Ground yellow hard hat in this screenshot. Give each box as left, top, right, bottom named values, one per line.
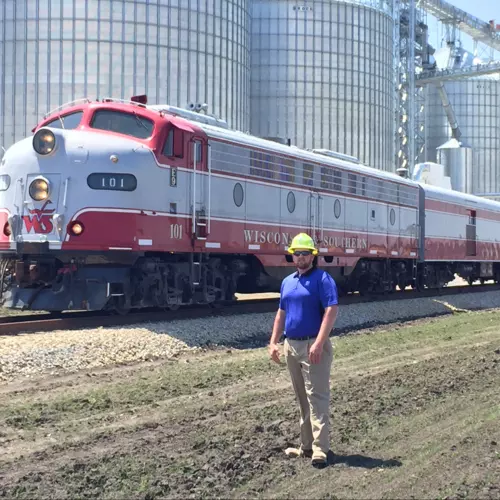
left=288, top=232, right=318, bottom=255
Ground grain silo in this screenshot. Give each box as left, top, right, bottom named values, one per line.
left=0, top=0, right=251, bottom=150
left=250, top=0, right=395, bottom=171
left=424, top=46, right=500, bottom=194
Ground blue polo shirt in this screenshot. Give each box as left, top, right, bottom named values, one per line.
left=279, top=267, right=338, bottom=339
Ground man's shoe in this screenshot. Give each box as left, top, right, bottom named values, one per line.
left=311, top=452, right=329, bottom=469
left=311, top=457, right=328, bottom=469
left=284, top=447, right=313, bottom=458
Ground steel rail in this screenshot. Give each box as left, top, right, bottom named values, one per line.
left=0, top=283, right=498, bottom=337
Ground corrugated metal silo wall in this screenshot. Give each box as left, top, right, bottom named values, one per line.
left=250, top=0, right=395, bottom=171
left=424, top=78, right=500, bottom=194
left=0, top=0, right=251, bottom=150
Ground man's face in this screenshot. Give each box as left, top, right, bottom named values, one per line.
left=292, top=248, right=314, bottom=270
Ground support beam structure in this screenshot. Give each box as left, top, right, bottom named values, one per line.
left=416, top=60, right=500, bottom=85
left=420, top=0, right=500, bottom=53
left=395, top=0, right=426, bottom=176
left=396, top=0, right=500, bottom=178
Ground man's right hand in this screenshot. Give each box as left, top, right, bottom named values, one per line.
left=268, top=343, right=281, bottom=364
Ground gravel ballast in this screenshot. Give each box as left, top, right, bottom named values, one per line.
left=1, top=289, right=499, bottom=382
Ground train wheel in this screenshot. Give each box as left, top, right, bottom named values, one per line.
left=414, top=274, right=424, bottom=292
left=0, top=258, right=15, bottom=304
left=209, top=300, right=225, bottom=309
left=112, top=296, right=131, bottom=316
left=357, top=274, right=370, bottom=296
left=47, top=311, right=64, bottom=318
left=164, top=303, right=181, bottom=311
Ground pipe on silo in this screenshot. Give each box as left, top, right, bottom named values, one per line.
left=434, top=81, right=462, bottom=140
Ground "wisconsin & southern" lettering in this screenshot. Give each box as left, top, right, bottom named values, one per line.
left=243, top=230, right=368, bottom=249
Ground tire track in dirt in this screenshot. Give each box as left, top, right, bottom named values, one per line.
left=267, top=390, right=499, bottom=500
left=1, top=327, right=499, bottom=499
left=1, top=329, right=496, bottom=463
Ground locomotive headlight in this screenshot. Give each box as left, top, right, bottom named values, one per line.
left=33, top=128, right=56, bottom=155
left=29, top=178, right=50, bottom=201
left=68, top=221, right=84, bottom=236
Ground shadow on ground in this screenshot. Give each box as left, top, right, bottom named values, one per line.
left=329, top=451, right=403, bottom=469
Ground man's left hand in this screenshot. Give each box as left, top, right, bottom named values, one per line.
left=308, top=341, right=323, bottom=364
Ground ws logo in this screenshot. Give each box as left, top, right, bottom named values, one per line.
left=22, top=200, right=55, bottom=234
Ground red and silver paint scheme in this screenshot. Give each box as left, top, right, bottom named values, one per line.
left=421, top=184, right=500, bottom=285
left=0, top=96, right=497, bottom=312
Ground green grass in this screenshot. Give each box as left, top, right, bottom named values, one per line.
left=334, top=308, right=500, bottom=359
left=1, top=309, right=499, bottom=500
left=1, top=354, right=283, bottom=430
left=2, top=309, right=500, bottom=433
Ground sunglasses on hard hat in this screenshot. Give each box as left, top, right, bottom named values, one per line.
left=293, top=251, right=312, bottom=256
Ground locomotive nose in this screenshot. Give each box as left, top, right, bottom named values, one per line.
left=16, top=173, right=66, bottom=249
left=1, top=129, right=70, bottom=250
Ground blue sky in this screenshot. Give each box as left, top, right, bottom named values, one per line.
left=425, top=0, right=500, bottom=59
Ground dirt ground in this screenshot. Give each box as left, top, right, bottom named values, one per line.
left=0, top=309, right=499, bottom=499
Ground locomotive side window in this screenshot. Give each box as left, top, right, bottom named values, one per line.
left=287, top=191, right=296, bottom=213
left=303, top=163, right=314, bottom=186
left=334, top=199, right=341, bottom=219
left=390, top=208, right=396, bottom=226
left=387, top=183, right=398, bottom=202
left=348, top=173, right=357, bottom=194
left=366, top=177, right=378, bottom=199
left=250, top=151, right=277, bottom=179
left=280, top=158, right=295, bottom=183
left=377, top=180, right=384, bottom=201
left=468, top=210, right=476, bottom=225
left=90, top=110, right=153, bottom=139
left=163, top=128, right=184, bottom=158
left=399, top=185, right=418, bottom=207
left=250, top=151, right=267, bottom=177
left=261, top=153, right=276, bottom=179
left=333, top=170, right=342, bottom=191
left=45, top=111, right=83, bottom=129
left=399, top=185, right=411, bottom=205
left=194, top=141, right=202, bottom=162
left=164, top=129, right=174, bottom=156
left=233, top=182, right=244, bottom=207
left=320, top=167, right=334, bottom=190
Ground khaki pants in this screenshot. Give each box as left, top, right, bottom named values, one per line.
left=284, top=337, right=333, bottom=459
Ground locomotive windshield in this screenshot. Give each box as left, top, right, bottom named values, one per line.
left=90, top=109, right=154, bottom=139
left=45, top=110, right=83, bottom=129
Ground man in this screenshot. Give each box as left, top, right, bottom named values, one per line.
left=268, top=232, right=339, bottom=469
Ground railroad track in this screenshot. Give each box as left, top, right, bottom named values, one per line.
left=0, top=298, right=284, bottom=337
left=0, top=282, right=498, bottom=337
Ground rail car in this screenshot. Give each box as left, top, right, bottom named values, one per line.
left=0, top=95, right=499, bottom=313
